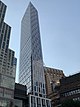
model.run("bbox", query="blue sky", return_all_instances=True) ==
[2,0,80,82]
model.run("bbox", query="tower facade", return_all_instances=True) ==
[19,2,46,97]
[0,1,17,106]
[19,2,51,107]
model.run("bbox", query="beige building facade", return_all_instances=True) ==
[44,66,64,107]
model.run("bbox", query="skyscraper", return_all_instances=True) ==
[0,1,17,106]
[19,2,51,107]
[19,2,45,97]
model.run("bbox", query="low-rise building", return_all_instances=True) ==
[14,83,51,107]
[44,66,64,107]
[14,83,28,107]
[60,72,80,103]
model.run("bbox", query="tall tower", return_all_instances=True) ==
[0,1,17,106]
[19,2,46,97]
[19,2,51,107]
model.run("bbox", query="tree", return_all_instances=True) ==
[61,99,80,107]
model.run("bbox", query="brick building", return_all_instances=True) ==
[60,72,80,103]
[44,66,64,107]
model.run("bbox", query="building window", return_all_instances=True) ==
[43,89,45,94]
[31,96,36,107]
[34,86,36,91]
[37,98,41,107]
[2,42,5,49]
[46,100,50,107]
[42,99,45,107]
[64,89,80,97]
[36,81,38,86]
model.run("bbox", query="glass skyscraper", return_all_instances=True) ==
[0,1,17,106]
[19,2,51,107]
[19,2,46,97]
